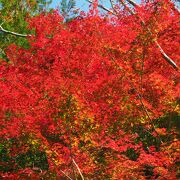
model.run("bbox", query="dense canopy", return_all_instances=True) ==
[0,0,179,179]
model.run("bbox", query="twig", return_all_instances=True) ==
[119,0,135,15]
[0,24,30,37]
[155,40,178,70]
[60,170,73,180]
[126,0,137,7]
[110,0,118,14]
[72,159,85,180]
[86,0,117,15]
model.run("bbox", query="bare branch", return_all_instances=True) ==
[155,40,178,70]
[0,24,30,37]
[60,170,73,180]
[86,0,117,15]
[72,159,85,180]
[110,0,118,14]
[126,0,137,7]
[119,0,135,15]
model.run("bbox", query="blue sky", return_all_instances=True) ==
[50,0,139,12]
[50,0,109,10]
[50,0,143,13]
[50,0,109,12]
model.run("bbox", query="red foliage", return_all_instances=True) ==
[0,1,179,179]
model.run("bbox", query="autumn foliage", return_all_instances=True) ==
[0,0,179,179]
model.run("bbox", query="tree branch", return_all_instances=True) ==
[60,170,73,180]
[72,159,85,180]
[86,0,117,15]
[126,0,137,7]
[110,0,118,14]
[119,0,135,14]
[0,24,30,37]
[155,40,178,70]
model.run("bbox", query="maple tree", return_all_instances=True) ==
[0,0,179,179]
